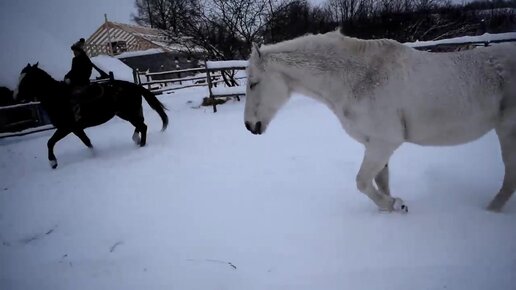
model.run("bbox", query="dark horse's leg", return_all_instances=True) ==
[119,108,147,147]
[130,118,147,147]
[47,128,71,169]
[73,129,93,148]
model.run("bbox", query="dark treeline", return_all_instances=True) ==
[133,0,516,59]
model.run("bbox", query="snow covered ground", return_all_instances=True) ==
[0,87,515,290]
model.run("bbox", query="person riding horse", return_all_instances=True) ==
[65,38,109,120]
[65,38,93,87]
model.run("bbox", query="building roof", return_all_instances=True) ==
[85,21,200,57]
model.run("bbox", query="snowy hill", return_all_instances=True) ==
[0,88,515,290]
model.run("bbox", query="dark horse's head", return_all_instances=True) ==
[14,62,55,103]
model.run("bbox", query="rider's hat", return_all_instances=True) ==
[71,38,86,51]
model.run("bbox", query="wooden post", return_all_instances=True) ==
[146,74,151,90]
[133,69,139,84]
[33,105,41,126]
[104,14,114,56]
[205,60,217,113]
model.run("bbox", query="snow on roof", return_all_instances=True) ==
[115,48,165,58]
[405,32,516,48]
[91,55,134,82]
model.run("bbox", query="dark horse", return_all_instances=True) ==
[15,63,168,168]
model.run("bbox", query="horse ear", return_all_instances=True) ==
[26,63,31,69]
[252,43,262,59]
[34,62,39,68]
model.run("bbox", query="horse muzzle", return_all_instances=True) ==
[245,121,264,135]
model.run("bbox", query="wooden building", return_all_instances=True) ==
[85,17,204,78]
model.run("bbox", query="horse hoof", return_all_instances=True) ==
[49,160,58,169]
[392,198,408,213]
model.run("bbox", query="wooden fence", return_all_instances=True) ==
[134,67,211,92]
[205,60,247,113]
[0,101,50,137]
[135,60,248,112]
[0,76,113,139]
[408,38,516,51]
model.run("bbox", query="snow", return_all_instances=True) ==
[116,49,165,59]
[0,125,54,139]
[211,86,246,96]
[1,88,515,290]
[206,60,249,69]
[405,32,516,48]
[91,55,134,82]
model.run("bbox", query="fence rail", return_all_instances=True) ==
[135,61,248,112]
[0,125,54,139]
[0,101,41,111]
[408,38,516,50]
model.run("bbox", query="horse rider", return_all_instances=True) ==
[65,38,93,88]
[64,38,108,121]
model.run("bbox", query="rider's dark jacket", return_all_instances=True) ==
[65,49,93,87]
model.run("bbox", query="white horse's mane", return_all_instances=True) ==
[252,30,412,77]
[273,31,401,49]
[258,30,408,62]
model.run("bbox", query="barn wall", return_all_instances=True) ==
[118,52,204,80]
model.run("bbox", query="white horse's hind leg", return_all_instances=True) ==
[488,125,516,211]
[375,164,391,196]
[356,142,407,212]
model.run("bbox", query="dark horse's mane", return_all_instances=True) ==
[17,63,168,168]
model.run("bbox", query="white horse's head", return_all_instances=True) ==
[244,44,291,135]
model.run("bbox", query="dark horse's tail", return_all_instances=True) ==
[138,85,169,131]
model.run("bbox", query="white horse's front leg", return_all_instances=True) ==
[375,164,390,196]
[356,141,407,212]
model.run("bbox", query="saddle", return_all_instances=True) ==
[71,83,107,103]
[69,83,109,122]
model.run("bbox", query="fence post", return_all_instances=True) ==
[133,69,139,84]
[176,65,182,85]
[205,60,217,113]
[146,72,151,90]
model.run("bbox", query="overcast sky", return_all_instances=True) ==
[0,0,137,46]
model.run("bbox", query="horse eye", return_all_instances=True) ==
[250,82,259,90]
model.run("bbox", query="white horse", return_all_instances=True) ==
[244,30,516,212]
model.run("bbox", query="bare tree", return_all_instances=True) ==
[326,0,365,23]
[132,0,199,33]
